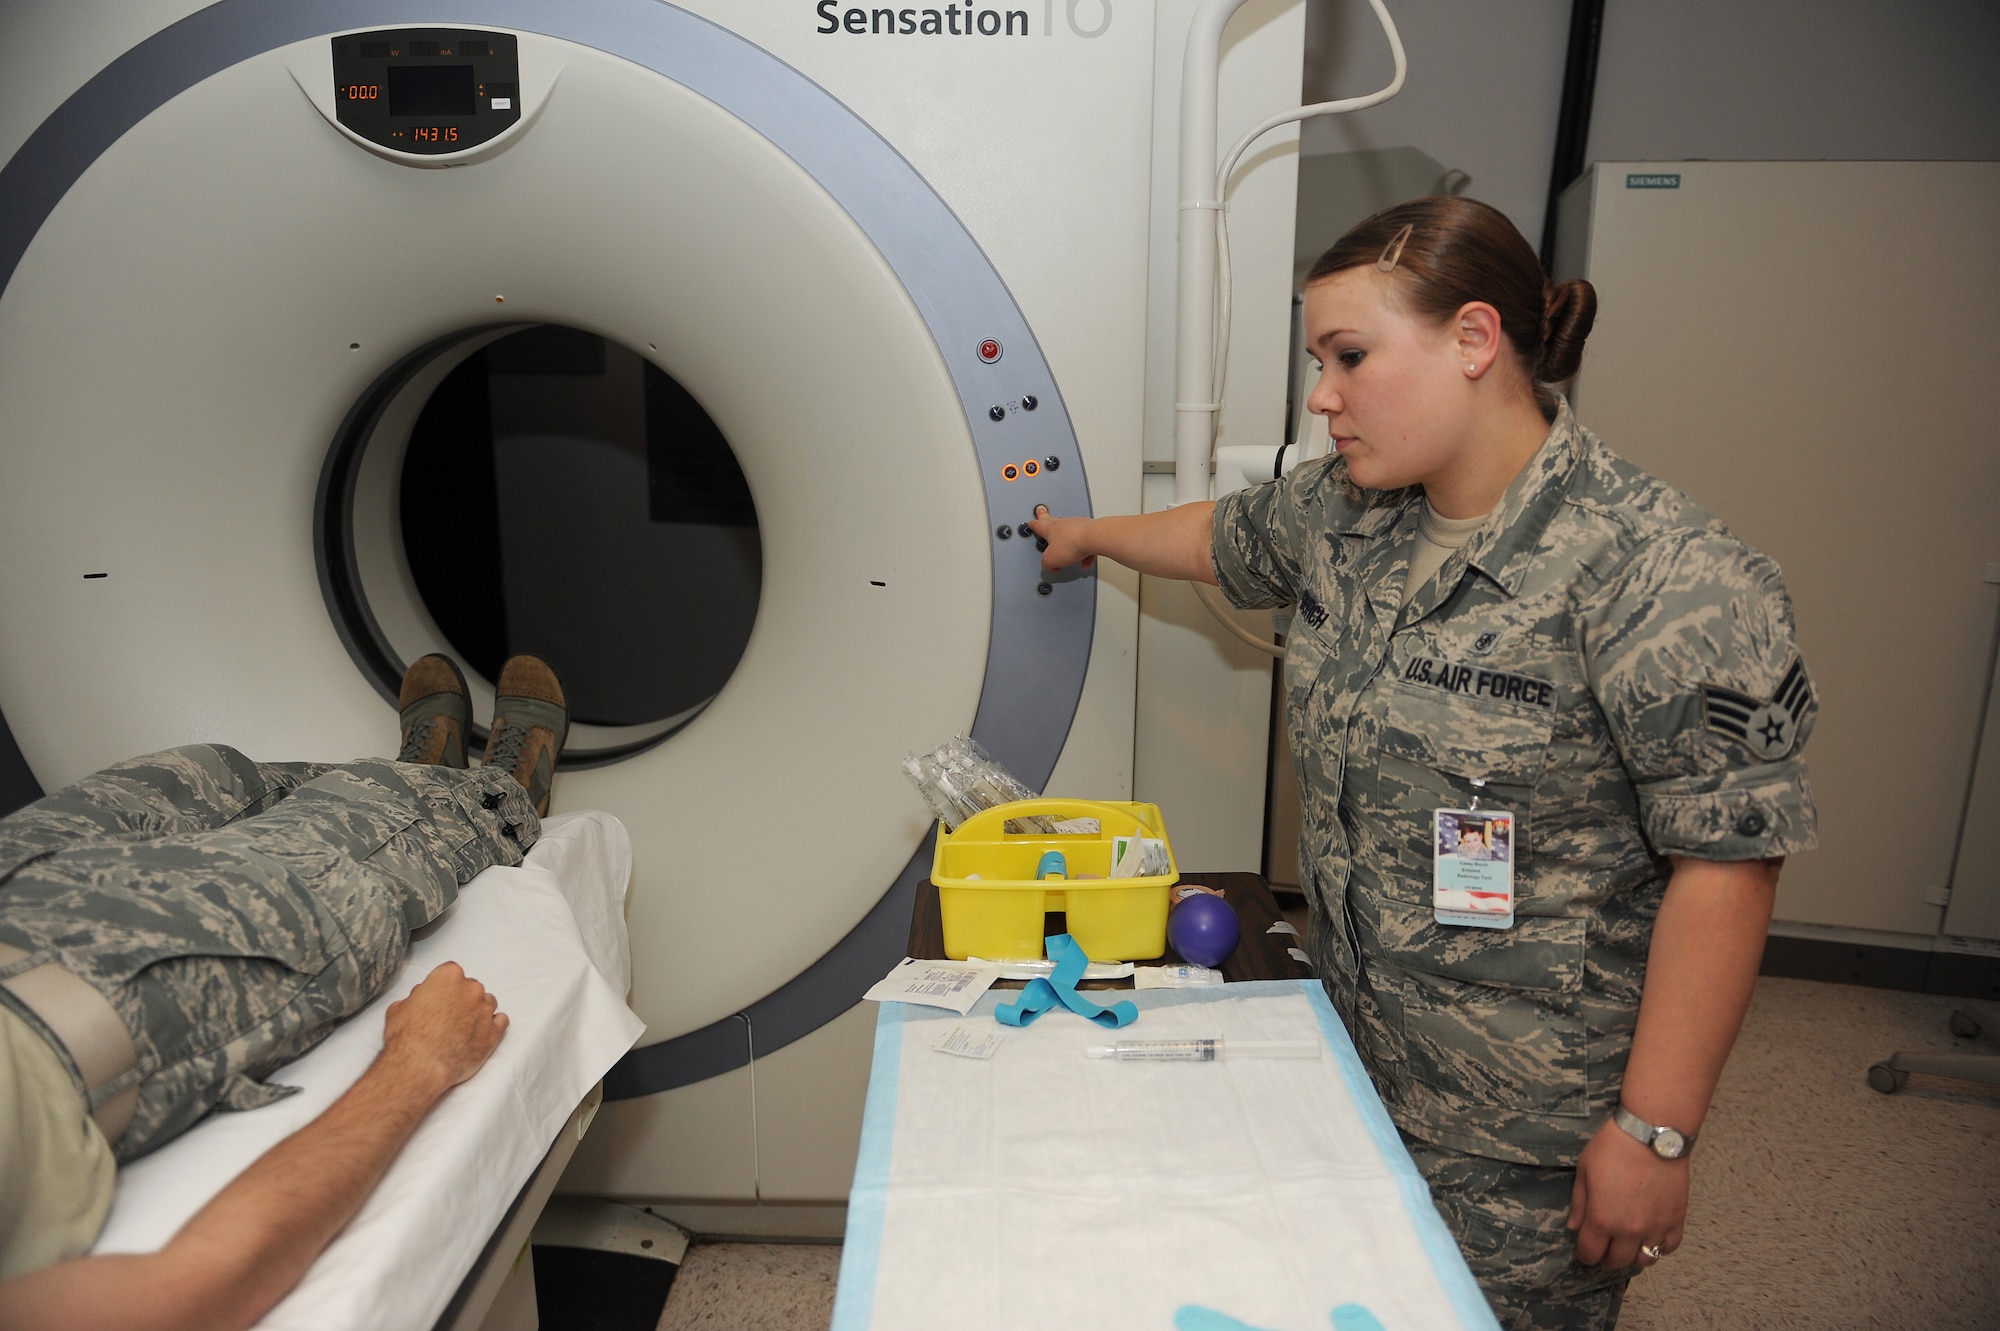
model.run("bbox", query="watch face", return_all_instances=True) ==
[1653,1128,1687,1159]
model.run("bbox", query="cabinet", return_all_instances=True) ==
[1556,162,2000,939]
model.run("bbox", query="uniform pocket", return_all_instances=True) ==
[4,840,338,986]
[1398,915,1589,1118]
[1374,681,1553,888]
[1378,679,1554,785]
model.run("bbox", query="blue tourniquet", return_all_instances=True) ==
[994,933,1137,1029]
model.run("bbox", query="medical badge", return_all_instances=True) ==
[1702,657,1811,760]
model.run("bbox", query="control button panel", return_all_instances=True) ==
[332,29,520,155]
[998,457,1063,483]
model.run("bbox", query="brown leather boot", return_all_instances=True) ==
[484,655,567,816]
[397,654,471,768]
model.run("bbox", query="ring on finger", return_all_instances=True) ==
[1639,1244,1664,1262]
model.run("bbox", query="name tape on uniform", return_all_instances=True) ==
[1401,658,1556,711]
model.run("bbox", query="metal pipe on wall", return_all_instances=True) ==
[1172,0,1249,508]
[1174,0,1406,511]
[1540,0,1607,271]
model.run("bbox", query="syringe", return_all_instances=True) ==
[1084,1039,1320,1062]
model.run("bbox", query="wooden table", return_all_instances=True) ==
[906,870,1315,987]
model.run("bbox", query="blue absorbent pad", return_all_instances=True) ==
[832,980,1499,1331]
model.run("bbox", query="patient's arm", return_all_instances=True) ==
[0,962,507,1331]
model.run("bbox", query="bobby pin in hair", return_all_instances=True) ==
[1374,223,1414,273]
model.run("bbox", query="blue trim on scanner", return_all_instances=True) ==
[0,0,1094,1093]
[830,1000,905,1331]
[1301,980,1501,1330]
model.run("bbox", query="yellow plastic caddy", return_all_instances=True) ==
[930,798,1179,962]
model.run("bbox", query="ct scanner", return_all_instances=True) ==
[0,0,1325,1209]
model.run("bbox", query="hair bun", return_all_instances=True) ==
[1536,278,1597,383]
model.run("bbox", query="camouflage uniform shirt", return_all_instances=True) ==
[1212,401,1817,1165]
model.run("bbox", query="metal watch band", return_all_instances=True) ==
[1612,1103,1696,1159]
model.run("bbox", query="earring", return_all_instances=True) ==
[1465,363,1477,375]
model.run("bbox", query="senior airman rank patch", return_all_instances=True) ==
[1702,657,1811,759]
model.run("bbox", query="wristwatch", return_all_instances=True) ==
[1612,1104,1696,1160]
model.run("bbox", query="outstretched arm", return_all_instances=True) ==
[1568,856,1778,1269]
[1025,502,1219,584]
[0,962,508,1331]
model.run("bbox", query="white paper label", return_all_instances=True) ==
[1110,834,1168,878]
[931,1024,1006,1059]
[864,958,1001,1014]
[1134,964,1224,989]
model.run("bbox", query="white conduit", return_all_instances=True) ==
[1174,0,1408,660]
[1194,580,1291,659]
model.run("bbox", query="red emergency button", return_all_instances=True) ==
[977,338,1003,364]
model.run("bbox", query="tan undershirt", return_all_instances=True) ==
[1400,500,1491,609]
[0,1004,116,1280]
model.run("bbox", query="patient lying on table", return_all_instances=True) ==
[0,654,566,1330]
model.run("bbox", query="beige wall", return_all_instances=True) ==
[1562,161,2000,943]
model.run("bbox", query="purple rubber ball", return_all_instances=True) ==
[1167,892,1240,968]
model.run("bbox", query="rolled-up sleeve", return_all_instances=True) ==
[1584,527,1818,861]
[1210,468,1317,609]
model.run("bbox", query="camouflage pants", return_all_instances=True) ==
[1402,1135,1636,1331]
[0,744,539,1160]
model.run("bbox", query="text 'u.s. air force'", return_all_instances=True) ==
[1403,658,1556,710]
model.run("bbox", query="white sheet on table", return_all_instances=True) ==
[90,810,647,1331]
[834,980,1498,1331]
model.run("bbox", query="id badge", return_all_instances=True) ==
[1433,808,1515,929]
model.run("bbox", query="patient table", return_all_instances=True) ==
[835,980,1500,1331]
[89,810,646,1331]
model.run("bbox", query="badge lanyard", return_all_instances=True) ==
[1434,778,1516,929]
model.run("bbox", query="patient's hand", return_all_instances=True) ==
[0,962,514,1331]
[381,962,508,1096]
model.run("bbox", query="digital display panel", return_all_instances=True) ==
[334,30,520,156]
[387,64,476,118]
